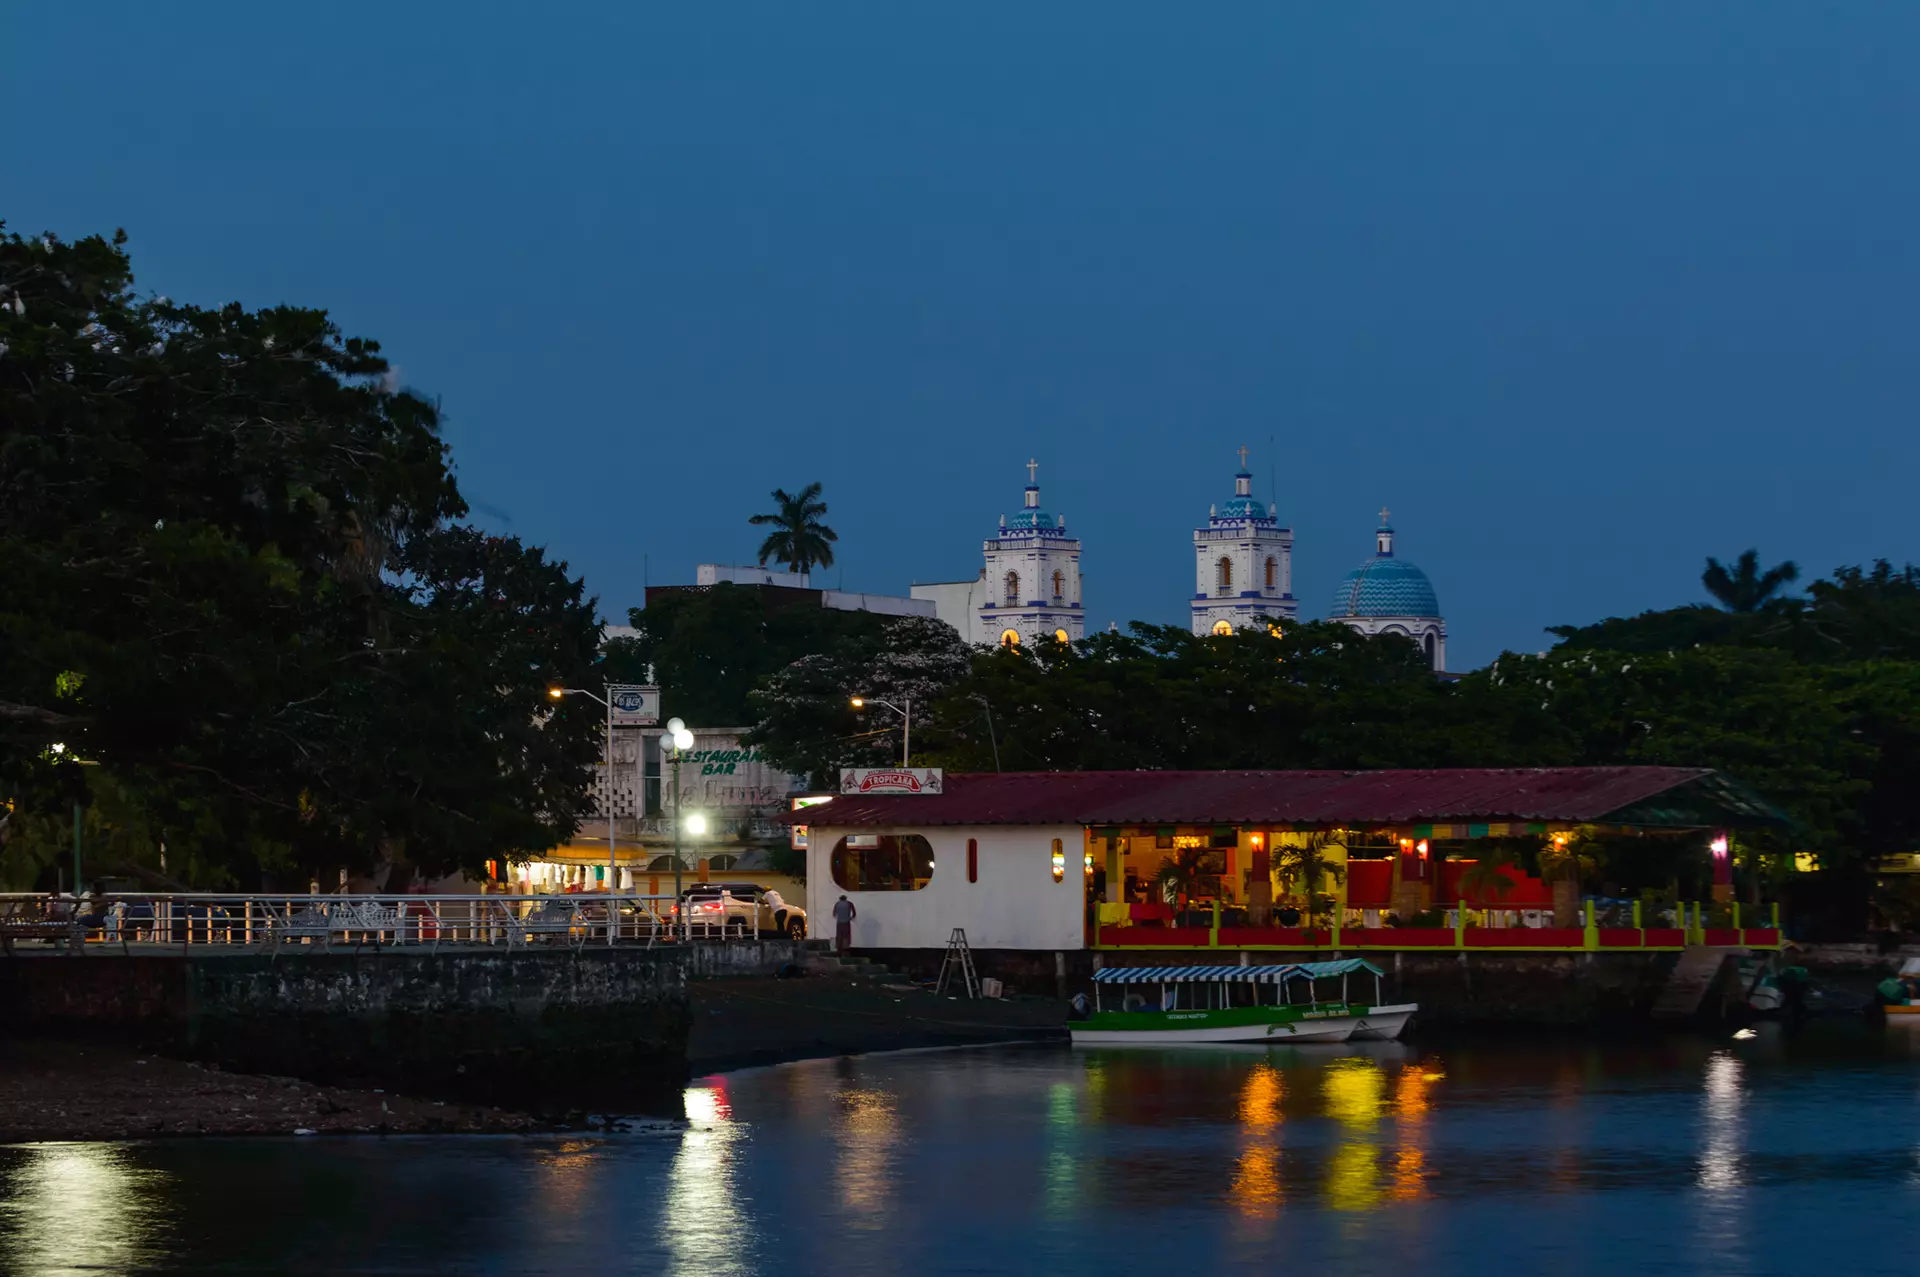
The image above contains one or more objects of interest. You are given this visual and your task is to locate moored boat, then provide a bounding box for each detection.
[1069,959,1415,1046]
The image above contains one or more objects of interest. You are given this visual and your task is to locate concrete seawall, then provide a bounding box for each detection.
[0,948,698,1112]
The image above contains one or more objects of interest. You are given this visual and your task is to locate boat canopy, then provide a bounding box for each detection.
[1093,959,1384,985]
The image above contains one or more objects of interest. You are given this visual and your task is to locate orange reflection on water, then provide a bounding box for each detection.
[1230,1064,1286,1219]
[1239,1062,1283,1132]
[1231,1146,1282,1219]
[834,1088,900,1219]
[1388,1064,1440,1201]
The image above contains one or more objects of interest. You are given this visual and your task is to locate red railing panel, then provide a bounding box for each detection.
[1642,928,1686,946]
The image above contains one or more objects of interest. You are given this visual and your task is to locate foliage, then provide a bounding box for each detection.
[1273,834,1347,923]
[0,226,601,887]
[744,615,971,787]
[748,482,838,576]
[612,584,906,728]
[1702,549,1799,613]
[914,621,1457,774]
[1457,845,1519,908]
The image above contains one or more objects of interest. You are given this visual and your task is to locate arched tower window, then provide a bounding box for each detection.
[1265,556,1277,591]
[1051,569,1065,603]
[999,628,1021,649]
[1423,632,1437,665]
[1003,570,1020,605]
[1212,620,1234,636]
[1216,557,1233,595]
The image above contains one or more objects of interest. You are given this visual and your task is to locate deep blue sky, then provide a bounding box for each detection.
[7,3,1916,668]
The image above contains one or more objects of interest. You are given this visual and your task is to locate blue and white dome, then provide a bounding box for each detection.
[1330,517,1439,618]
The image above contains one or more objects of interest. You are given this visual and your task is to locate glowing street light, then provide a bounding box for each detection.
[849,696,911,765]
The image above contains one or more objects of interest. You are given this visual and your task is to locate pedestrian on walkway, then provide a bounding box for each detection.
[832,894,857,956]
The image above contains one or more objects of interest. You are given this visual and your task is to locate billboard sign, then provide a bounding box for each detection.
[839,768,944,795]
[609,685,660,726]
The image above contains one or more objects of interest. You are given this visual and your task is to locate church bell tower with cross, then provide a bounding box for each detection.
[1190,446,1296,636]
[977,459,1084,648]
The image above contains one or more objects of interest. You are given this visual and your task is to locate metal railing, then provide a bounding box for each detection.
[0,892,796,953]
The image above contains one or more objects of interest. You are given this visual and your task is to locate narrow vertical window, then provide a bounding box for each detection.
[967,838,978,883]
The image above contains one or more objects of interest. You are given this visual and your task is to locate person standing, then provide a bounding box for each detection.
[832,894,857,955]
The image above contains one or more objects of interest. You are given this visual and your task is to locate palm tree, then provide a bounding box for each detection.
[1458,848,1518,923]
[1702,549,1798,613]
[1275,834,1348,931]
[749,482,838,576]
[1539,832,1603,929]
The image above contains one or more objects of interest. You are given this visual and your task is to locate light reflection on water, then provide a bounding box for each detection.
[4,1028,1920,1276]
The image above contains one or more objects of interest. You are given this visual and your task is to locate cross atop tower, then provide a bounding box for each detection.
[1378,506,1391,525]
[1236,445,1250,471]
[1026,457,1039,484]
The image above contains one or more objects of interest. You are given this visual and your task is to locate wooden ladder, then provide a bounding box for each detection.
[935,927,979,999]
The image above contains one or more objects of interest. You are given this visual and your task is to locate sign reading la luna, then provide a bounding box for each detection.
[840,768,945,795]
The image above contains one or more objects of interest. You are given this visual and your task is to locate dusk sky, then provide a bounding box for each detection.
[8,3,1916,668]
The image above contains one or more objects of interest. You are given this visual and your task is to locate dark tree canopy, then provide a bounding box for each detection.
[0,226,602,887]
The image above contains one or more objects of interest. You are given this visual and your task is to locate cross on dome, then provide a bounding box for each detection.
[1236,445,1250,470]
[1378,506,1391,525]
[1026,457,1039,483]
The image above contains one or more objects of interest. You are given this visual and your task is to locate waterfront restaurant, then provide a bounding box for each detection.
[799,767,1787,955]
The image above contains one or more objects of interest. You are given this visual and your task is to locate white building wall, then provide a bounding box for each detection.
[911,577,989,643]
[805,823,1086,950]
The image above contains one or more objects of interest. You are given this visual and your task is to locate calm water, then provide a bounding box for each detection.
[5,1027,1920,1276]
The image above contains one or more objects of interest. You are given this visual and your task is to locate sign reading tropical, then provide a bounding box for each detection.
[840,768,945,795]
[608,685,660,726]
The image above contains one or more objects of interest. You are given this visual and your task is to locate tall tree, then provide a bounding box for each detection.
[1702,549,1799,612]
[749,482,838,576]
[0,225,601,886]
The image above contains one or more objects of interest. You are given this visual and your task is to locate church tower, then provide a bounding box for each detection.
[1328,509,1447,671]
[1191,448,1296,635]
[978,460,1084,647]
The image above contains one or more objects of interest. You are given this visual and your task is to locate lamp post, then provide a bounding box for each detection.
[850,696,911,765]
[659,718,697,937]
[549,684,620,939]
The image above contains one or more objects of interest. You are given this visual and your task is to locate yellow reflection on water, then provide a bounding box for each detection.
[664,1083,747,1277]
[1045,1082,1080,1219]
[2,1143,168,1276]
[1230,1064,1285,1219]
[834,1087,900,1222]
[1321,1058,1386,1212]
[1325,1140,1384,1213]
[1322,1057,1385,1128]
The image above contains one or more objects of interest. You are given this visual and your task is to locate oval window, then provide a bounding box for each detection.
[830,834,936,892]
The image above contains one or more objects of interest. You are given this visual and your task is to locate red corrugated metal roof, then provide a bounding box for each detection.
[802,767,1724,828]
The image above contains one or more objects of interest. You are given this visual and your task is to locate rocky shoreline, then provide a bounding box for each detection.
[0,1037,550,1143]
[1,975,1069,1143]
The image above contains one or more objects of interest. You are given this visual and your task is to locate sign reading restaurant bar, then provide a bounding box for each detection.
[839,767,944,795]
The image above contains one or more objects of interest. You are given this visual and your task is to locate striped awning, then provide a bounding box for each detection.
[1092,960,1383,985]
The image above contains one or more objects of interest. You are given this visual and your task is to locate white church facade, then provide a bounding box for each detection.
[913,461,1084,647]
[1189,449,1297,637]
[915,453,1446,671]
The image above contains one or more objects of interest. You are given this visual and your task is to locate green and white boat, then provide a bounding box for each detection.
[1070,959,1415,1046]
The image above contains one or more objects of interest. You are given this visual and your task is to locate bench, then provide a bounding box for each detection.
[266,901,408,952]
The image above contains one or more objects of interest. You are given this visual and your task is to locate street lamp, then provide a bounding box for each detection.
[550,684,622,938]
[659,718,697,937]
[850,696,911,765]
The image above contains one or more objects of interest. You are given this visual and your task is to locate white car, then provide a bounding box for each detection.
[669,883,807,940]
